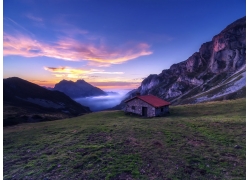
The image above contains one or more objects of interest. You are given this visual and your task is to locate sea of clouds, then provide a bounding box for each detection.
[74,89,131,111]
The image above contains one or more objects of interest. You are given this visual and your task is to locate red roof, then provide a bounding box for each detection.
[125,95,170,108]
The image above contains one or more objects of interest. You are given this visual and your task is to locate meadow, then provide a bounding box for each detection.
[3,98,246,179]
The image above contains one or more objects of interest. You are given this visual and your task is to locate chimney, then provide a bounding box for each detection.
[136,92,141,96]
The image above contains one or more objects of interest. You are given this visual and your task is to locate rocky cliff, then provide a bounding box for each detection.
[53,79,107,98]
[129,16,246,105]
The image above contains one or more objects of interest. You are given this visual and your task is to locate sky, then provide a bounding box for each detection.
[3,0,246,91]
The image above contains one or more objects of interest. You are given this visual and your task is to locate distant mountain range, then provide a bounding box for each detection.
[3,77,91,126]
[114,16,246,109]
[53,79,107,98]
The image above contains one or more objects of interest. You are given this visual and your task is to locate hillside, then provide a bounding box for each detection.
[120,16,246,107]
[3,77,91,126]
[53,79,107,98]
[3,98,246,179]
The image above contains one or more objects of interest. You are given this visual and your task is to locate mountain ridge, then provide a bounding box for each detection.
[53,79,107,98]
[114,16,246,109]
[3,77,91,126]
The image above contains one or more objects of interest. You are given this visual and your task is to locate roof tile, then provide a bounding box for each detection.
[125,95,170,107]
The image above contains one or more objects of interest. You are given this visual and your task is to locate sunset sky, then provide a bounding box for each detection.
[3,0,246,90]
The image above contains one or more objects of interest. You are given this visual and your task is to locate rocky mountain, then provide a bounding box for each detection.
[117,16,246,108]
[3,77,91,126]
[53,79,107,98]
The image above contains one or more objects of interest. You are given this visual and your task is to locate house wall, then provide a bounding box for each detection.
[155,106,169,116]
[124,98,155,117]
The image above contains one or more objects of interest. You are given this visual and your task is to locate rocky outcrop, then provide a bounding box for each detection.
[131,16,246,105]
[53,79,107,98]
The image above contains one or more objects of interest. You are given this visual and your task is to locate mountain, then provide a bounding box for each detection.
[3,77,91,126]
[116,16,246,108]
[53,79,107,98]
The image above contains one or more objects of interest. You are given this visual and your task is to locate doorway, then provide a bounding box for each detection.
[142,107,147,116]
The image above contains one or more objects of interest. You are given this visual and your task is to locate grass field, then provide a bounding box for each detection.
[3,98,246,179]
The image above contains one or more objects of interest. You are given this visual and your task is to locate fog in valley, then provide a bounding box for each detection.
[74,89,131,111]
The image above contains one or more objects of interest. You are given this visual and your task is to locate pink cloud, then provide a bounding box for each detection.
[3,31,152,66]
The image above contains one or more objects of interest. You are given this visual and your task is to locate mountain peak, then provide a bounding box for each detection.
[54,79,107,98]
[221,16,246,34]
[76,79,86,83]
[134,17,246,105]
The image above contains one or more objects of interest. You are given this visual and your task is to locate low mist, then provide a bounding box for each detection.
[74,90,131,112]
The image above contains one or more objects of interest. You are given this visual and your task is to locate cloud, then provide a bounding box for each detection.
[44,66,124,78]
[89,71,124,75]
[4,28,152,66]
[89,81,138,86]
[132,78,145,81]
[87,61,113,67]
[4,17,35,37]
[44,66,88,74]
[29,79,57,87]
[30,80,49,82]
[89,75,99,78]
[56,28,89,37]
[26,14,43,22]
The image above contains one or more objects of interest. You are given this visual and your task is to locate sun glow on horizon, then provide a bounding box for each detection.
[30,77,141,90]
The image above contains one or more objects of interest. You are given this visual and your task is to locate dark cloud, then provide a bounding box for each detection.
[46,67,66,71]
[132,78,145,81]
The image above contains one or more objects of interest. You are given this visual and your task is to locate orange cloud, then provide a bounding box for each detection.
[44,67,89,74]
[3,32,153,66]
[30,79,57,87]
[44,66,124,79]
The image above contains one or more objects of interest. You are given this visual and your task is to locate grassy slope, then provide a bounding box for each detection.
[3,98,246,180]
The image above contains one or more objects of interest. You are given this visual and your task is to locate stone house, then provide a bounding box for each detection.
[124,94,170,117]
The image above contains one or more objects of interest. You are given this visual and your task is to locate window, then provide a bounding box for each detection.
[132,106,135,110]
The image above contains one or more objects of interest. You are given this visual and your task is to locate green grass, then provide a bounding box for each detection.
[3,98,246,179]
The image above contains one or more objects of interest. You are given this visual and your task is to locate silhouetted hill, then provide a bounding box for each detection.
[3,77,91,126]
